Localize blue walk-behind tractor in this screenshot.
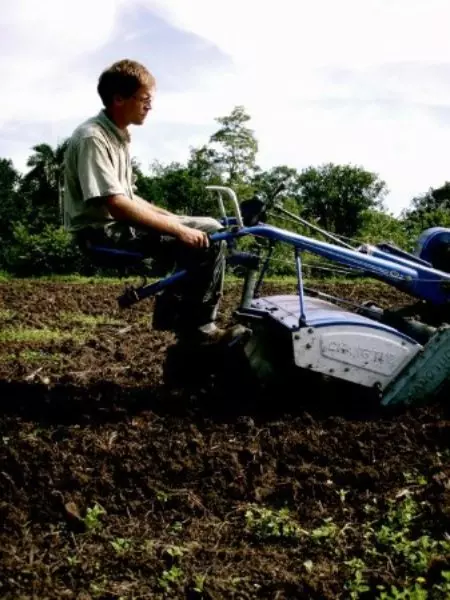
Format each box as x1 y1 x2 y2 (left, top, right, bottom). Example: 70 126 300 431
89 184 450 408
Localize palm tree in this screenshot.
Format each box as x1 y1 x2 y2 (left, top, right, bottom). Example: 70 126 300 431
23 140 69 226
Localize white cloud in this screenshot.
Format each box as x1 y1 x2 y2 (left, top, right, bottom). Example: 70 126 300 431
143 0 450 68
0 1 119 55
0 0 121 126
140 0 450 213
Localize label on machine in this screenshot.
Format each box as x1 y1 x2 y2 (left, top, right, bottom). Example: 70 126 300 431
293 325 421 389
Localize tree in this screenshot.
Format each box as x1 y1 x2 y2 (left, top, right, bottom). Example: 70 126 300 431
251 165 299 198
406 182 450 214
187 145 223 183
129 106 260 220
130 158 162 205
209 105 258 190
356 208 413 251
0 158 22 241
138 160 219 218
427 181 450 205
25 142 68 190
297 163 388 239
20 140 69 229
400 183 450 235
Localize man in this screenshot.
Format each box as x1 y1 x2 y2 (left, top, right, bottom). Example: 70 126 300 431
63 59 244 343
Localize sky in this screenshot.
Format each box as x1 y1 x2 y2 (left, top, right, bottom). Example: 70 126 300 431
2 0 450 216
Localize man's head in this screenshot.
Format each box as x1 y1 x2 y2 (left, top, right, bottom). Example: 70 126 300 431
97 59 156 126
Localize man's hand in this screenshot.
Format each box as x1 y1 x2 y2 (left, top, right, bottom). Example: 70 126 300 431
175 224 209 248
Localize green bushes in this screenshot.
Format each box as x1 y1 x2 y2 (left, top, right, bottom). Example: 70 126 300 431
1 224 87 276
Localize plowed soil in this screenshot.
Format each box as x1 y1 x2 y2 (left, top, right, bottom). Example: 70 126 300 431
0 279 449 599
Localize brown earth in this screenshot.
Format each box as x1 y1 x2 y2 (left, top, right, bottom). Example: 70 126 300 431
0 279 449 599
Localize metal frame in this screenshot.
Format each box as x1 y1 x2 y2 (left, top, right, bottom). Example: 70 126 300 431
117 187 450 315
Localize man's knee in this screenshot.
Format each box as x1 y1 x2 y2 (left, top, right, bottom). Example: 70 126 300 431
202 217 222 233
181 216 223 234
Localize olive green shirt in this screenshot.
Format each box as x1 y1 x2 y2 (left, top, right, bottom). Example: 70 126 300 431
63 110 136 232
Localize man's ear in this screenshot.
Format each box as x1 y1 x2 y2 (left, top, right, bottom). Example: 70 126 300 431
112 93 125 107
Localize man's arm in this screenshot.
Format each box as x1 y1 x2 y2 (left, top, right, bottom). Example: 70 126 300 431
106 194 209 248
133 194 174 216
76 137 208 248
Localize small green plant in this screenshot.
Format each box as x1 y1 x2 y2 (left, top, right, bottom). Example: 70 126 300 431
344 558 370 599
110 537 131 554
156 489 169 504
376 581 428 599
337 488 350 504
374 495 449 574
142 539 156 555
193 574 207 593
433 570 450 595
245 504 305 540
169 520 183 535
403 471 428 486
0 309 14 321
90 580 108 598
83 503 106 531
310 517 338 542
158 565 183 592
163 544 185 559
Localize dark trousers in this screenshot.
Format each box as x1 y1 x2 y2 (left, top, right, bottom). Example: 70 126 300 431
76 217 226 331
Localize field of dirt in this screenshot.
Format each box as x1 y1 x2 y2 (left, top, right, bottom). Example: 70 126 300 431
0 278 449 599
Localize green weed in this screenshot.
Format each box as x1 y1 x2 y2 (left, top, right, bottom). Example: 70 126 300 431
245 504 306 540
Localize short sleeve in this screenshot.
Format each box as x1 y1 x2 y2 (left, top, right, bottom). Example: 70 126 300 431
77 136 126 202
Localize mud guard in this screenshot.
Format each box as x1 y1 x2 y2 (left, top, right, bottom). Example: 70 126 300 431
381 326 450 406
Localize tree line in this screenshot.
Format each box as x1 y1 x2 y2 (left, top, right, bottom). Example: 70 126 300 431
0 106 449 277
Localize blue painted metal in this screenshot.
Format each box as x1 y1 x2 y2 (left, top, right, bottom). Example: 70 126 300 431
415 227 450 263
359 245 433 270
209 224 450 305
249 295 421 343
117 268 188 307
87 245 144 258
114 222 450 308
89 219 448 304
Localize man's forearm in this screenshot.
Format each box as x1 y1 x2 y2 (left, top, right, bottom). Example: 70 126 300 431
106 194 180 236
134 194 174 216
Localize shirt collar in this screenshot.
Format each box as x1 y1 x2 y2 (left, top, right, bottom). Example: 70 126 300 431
97 109 131 144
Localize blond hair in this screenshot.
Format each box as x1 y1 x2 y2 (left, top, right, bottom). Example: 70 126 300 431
97 59 155 106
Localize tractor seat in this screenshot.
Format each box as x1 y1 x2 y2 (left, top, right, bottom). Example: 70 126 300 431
74 228 151 274
83 242 146 269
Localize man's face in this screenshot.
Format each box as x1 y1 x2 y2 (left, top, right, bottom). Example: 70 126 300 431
117 85 154 126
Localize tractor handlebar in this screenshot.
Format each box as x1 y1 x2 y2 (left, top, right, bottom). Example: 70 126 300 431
206 181 287 229
205 186 244 228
